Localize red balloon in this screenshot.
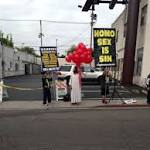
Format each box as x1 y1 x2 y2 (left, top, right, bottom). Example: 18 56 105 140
86 48 92 55
84 55 93 64
67 53 73 60
72 53 80 64
80 53 86 62
65 56 71 62
76 48 83 55
83 51 89 57
78 42 86 50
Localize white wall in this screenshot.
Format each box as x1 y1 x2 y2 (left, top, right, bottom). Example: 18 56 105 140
0 43 2 79
140 0 150 86
112 0 150 87
1 46 40 77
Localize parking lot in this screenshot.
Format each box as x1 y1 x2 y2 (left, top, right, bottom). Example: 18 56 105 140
3 75 146 101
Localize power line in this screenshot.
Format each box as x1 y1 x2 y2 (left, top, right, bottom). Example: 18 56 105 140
14 26 90 49
0 18 90 25
58 26 90 47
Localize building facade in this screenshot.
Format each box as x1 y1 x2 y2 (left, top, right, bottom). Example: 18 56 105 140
112 0 150 87
0 43 41 78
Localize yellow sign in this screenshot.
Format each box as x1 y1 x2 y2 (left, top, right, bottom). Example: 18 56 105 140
93 28 116 67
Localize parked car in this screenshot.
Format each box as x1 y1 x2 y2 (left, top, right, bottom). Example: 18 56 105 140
59 64 76 77
81 66 103 84
59 64 103 84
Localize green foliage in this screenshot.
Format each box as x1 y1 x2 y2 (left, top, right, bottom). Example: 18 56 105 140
67 45 75 54
0 31 14 48
16 46 39 57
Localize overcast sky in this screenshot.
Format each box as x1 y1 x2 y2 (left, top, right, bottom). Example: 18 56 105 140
0 0 125 54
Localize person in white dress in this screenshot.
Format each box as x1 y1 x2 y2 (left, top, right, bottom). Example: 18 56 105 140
69 66 81 104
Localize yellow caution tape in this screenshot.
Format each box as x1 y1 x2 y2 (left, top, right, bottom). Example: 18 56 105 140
0 83 42 91
0 81 68 91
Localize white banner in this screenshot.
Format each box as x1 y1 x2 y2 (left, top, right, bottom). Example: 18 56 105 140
56 79 67 101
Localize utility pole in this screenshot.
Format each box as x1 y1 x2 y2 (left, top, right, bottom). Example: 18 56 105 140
122 0 140 85
0 41 4 102
39 20 44 47
90 5 94 49
0 41 4 79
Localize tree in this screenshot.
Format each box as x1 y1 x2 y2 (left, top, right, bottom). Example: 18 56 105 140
0 31 14 48
67 45 76 54
16 46 38 56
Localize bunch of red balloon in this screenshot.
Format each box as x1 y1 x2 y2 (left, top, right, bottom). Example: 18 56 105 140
65 43 93 67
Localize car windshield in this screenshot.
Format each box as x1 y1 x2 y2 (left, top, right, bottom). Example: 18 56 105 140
95 68 102 71
82 67 93 72
59 66 72 72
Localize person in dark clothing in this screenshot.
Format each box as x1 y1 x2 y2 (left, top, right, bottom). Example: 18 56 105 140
42 71 52 105
100 68 112 104
146 73 150 104
64 75 71 101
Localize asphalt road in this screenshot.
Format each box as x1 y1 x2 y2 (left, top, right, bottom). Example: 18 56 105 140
4 75 146 101
0 109 150 150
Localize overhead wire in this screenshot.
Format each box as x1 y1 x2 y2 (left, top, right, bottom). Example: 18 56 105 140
0 18 90 24
0 18 91 50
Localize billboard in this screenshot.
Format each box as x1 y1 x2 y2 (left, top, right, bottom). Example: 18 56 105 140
93 28 116 67
40 46 59 71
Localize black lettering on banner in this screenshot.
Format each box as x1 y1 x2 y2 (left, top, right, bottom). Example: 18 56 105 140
93 28 116 67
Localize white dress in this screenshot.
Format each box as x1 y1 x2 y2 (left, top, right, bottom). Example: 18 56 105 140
69 73 81 104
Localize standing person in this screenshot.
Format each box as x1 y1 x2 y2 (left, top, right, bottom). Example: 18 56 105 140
69 66 81 104
42 71 52 105
100 68 112 104
146 73 150 104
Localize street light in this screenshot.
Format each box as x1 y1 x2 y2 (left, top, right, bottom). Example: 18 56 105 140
109 0 117 9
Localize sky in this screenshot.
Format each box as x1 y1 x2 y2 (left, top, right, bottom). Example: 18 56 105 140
0 0 125 55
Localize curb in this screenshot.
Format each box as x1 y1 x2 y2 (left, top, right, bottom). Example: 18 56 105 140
0 104 150 111
94 104 150 108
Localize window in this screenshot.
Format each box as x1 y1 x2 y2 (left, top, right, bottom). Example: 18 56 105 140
135 48 143 76
124 23 127 37
2 61 5 71
15 63 19 71
140 5 147 26
83 67 91 72
10 62 12 68
59 65 72 72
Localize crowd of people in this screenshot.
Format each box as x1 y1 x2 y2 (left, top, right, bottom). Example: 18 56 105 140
42 66 150 106
41 66 112 106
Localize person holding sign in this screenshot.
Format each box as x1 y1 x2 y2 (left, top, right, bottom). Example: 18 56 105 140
100 68 112 104
42 71 52 106
69 66 81 104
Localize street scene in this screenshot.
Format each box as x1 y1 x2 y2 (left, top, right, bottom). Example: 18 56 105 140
0 0 150 149
4 75 146 101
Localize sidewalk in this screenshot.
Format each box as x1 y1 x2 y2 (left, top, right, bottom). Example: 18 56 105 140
0 99 150 110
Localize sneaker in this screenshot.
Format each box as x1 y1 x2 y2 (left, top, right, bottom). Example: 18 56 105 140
42 104 47 109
